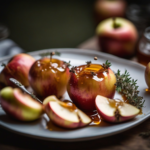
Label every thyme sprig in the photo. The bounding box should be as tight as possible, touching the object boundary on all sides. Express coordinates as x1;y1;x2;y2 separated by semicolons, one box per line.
69;66;76;73
1;63;6;67
115;70;145;109
64;60;71;67
103;60;111;69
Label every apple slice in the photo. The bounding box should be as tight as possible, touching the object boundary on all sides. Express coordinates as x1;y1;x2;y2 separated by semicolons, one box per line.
95;95;140;122
43;96;91;129
0;87;43;121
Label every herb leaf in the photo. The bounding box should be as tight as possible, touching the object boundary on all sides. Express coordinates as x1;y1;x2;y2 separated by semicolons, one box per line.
1;63;6;67
115;69;145;109
64;60;71;67
103;60;111;69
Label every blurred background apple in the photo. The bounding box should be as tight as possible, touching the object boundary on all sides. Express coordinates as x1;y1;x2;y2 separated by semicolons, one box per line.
96;17;138;58
94;0;127;25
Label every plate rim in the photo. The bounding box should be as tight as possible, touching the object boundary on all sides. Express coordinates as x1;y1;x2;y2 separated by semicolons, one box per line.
0;48;149;142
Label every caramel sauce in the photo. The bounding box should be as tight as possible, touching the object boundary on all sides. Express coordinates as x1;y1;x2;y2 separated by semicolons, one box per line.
45;100;108;131
107;98;124;108
45;109;111;131
75;64;107;82
59;100;77;112
32;58;67;81
36;58;67;74
46;121;69;131
145;88;150;92
46;97;140;131
60;100;102;126
121;95;129;103
139;109;143;115
86;111;101;126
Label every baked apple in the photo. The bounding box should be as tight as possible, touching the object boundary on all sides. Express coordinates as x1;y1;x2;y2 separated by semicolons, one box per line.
29;52;70;100
67;60;116;112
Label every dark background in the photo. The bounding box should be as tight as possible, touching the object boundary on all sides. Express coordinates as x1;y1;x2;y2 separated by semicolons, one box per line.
0;0;149;52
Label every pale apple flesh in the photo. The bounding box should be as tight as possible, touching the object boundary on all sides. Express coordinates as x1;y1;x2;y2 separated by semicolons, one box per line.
67;64;116;112
95;95;140;123
0;53;35;87
96;17;138;58
28;58;70;99
145;62;150;89
43;96;91;129
0;87;43;121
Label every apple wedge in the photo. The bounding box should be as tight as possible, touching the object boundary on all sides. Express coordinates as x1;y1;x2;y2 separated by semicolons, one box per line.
0;87;43;121
43;96;91;129
95;95;140;122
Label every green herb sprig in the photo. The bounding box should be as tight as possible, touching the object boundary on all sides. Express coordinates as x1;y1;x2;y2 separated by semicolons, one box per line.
115;70;145;109
64;60;71;67
103;60;111;69
1;63;6;67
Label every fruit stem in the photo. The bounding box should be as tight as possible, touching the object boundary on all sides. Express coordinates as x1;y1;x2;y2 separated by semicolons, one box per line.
112;17;120;29
50;52;55;63
86;61;91;67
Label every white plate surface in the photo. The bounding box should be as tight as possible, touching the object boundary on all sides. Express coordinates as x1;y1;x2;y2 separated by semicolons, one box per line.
0;48;149;142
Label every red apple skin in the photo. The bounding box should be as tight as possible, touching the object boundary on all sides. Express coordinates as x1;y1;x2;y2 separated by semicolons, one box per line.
45;102;80;129
0;53;35;87
28;58;70;100
0;87;43;121
96;17;138;58
145;62;150;89
67;64;116;112
0;97;25;120
118;115;137;122
94;0;126;24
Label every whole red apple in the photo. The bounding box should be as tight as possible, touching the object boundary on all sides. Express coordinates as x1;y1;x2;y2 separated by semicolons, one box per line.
0;53;35;87
94;0;126;24
96;17;138;58
67;62;116;112
28;57;70;100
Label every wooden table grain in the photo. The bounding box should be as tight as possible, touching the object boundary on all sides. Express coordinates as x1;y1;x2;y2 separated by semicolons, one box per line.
0;37;150;150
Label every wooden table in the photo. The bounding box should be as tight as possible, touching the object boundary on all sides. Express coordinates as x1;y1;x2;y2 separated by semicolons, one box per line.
0;37;150;150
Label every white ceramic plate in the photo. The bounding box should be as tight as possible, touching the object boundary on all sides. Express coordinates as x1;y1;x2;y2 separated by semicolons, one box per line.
0;48;149;142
